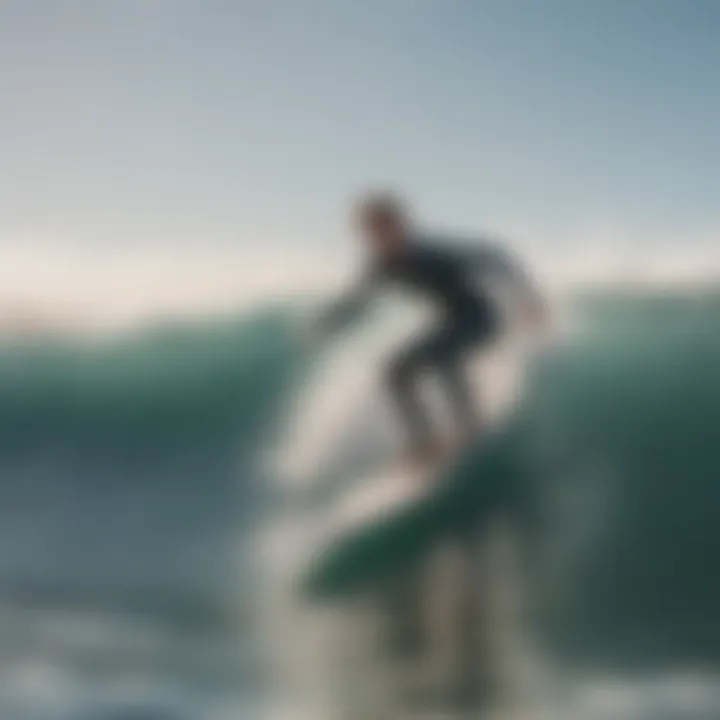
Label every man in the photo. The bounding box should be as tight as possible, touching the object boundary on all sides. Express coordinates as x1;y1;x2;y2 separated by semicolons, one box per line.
313;191;545;466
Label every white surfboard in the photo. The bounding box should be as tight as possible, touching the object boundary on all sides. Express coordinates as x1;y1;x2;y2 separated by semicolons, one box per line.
326;460;438;537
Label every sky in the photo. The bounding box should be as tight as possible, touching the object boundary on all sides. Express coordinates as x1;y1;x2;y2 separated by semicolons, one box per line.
1;0;719;317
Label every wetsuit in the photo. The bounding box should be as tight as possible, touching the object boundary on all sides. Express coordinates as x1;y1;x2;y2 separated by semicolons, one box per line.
319;235;532;449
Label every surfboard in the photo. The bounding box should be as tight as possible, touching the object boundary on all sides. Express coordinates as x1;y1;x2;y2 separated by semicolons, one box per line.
299;429;520;600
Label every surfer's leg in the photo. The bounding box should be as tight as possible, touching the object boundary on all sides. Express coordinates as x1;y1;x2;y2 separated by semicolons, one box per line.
438;352;478;435
386;318;488;456
436;309;500;442
386;339;437;451
426;321;482;439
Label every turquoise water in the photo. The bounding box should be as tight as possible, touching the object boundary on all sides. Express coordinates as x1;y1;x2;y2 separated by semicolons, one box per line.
0;307;306;719
0;288;719;717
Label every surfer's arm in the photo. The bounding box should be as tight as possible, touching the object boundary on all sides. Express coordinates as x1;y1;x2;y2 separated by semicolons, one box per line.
313;267;380;340
464;240;548;327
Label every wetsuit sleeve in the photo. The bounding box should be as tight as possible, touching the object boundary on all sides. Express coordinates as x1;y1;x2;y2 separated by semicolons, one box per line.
448;239;539;299
314;265;381;338
465;240;547;323
466;241;533;286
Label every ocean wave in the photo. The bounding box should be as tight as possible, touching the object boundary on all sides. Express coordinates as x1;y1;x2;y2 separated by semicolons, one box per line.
1;287;719;673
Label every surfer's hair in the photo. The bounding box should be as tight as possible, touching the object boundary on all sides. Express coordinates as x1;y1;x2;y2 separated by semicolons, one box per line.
355;190;410;225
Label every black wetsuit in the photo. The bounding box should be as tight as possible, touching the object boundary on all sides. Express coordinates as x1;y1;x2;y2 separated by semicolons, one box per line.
320;236;529;448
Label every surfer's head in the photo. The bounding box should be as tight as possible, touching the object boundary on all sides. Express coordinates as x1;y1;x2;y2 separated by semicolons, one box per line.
354;191;411;258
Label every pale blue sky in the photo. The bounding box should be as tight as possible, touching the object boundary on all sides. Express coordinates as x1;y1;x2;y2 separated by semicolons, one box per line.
1;0;719;261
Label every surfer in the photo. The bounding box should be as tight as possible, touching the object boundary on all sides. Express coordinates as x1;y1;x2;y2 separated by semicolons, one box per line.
311;191;546;466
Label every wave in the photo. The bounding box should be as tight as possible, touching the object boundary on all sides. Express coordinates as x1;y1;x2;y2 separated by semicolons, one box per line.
528;288;720;667
0;305;311;628
277;286;720;670
1;286;719;675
